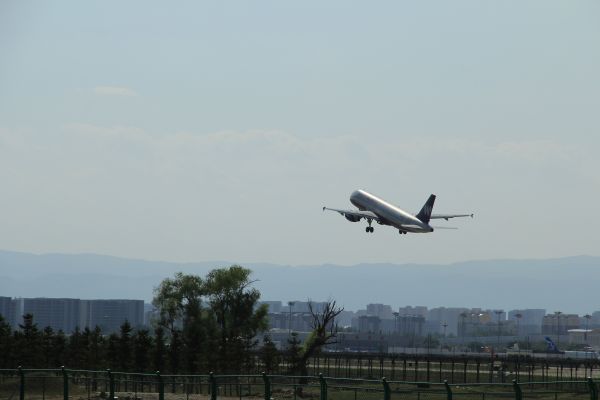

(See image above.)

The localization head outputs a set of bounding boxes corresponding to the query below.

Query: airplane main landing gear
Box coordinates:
[399,230,407,235]
[366,219,374,233]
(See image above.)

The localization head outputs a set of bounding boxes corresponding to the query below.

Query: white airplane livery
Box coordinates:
[323,190,473,235]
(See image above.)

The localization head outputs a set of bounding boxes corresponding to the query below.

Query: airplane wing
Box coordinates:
[430,213,474,221]
[322,207,382,222]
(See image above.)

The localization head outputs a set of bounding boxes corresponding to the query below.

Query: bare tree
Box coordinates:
[295,300,343,379]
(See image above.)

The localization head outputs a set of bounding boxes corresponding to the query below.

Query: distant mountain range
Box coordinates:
[0,250,598,313]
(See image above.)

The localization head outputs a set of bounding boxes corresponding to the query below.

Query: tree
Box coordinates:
[153,326,167,372]
[286,332,302,374]
[0,315,13,368]
[168,329,183,374]
[105,333,120,369]
[15,314,42,367]
[204,265,268,372]
[153,272,205,334]
[133,329,153,372]
[118,321,133,371]
[52,330,67,367]
[296,300,343,377]
[260,335,281,374]
[152,266,269,374]
[41,326,55,368]
[88,326,105,369]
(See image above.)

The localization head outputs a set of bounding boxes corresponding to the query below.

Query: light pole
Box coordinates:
[494,310,503,351]
[288,301,295,336]
[459,312,468,352]
[584,314,592,344]
[514,313,522,337]
[442,322,448,351]
[393,312,400,350]
[515,313,523,355]
[554,311,562,349]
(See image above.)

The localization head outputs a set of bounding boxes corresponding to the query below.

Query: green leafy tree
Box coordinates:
[153,266,268,374]
[204,265,268,372]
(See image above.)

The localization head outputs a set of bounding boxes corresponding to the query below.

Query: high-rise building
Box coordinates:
[427,307,469,336]
[542,313,580,335]
[21,298,82,333]
[398,306,428,318]
[0,296,14,327]
[508,309,546,335]
[82,299,144,333]
[366,304,394,320]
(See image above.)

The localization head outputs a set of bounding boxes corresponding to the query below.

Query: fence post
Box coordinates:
[444,380,452,400]
[382,377,391,400]
[318,373,327,400]
[156,371,164,400]
[62,366,69,400]
[210,372,217,400]
[588,377,598,400]
[18,366,24,400]
[512,380,523,400]
[107,369,115,400]
[262,372,271,400]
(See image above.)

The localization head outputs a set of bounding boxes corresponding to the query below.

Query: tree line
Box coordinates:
[0,265,342,375]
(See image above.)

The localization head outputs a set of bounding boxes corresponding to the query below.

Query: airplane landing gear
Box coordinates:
[399,230,407,235]
[366,219,374,233]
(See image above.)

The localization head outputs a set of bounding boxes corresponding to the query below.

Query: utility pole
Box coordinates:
[584,314,592,344]
[288,301,295,336]
[515,313,523,355]
[494,310,504,351]
[554,311,562,349]
[442,322,448,351]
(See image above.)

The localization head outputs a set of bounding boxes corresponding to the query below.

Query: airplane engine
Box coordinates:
[344,214,361,222]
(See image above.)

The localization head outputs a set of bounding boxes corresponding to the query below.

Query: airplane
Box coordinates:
[323,189,473,235]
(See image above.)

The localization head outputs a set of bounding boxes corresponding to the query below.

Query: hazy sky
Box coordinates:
[1,1,599,265]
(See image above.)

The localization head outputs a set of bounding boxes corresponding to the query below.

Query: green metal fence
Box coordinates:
[0,367,597,400]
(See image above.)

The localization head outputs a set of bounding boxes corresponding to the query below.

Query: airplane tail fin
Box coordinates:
[545,336,559,353]
[416,194,436,224]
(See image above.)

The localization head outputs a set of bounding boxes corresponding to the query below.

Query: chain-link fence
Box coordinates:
[0,368,597,400]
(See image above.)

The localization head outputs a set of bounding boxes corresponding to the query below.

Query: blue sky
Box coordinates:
[0,1,599,265]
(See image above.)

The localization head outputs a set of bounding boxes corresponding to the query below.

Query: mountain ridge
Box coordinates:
[1,250,598,313]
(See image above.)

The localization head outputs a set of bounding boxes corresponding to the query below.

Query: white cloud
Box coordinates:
[92,86,138,97]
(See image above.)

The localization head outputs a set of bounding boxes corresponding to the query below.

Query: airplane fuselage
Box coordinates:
[350,190,433,233]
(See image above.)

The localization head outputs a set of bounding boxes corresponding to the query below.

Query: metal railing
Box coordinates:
[0,367,597,400]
